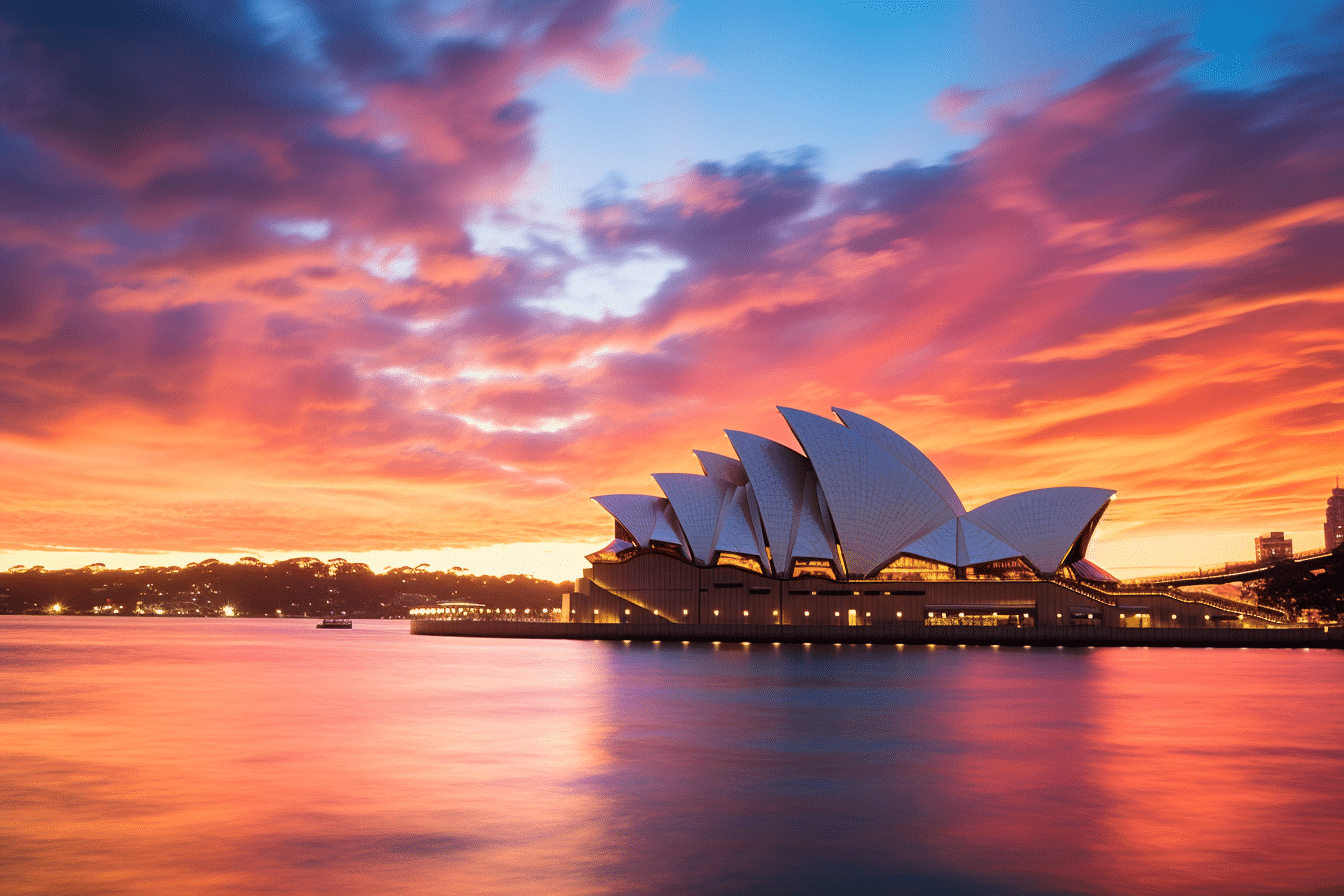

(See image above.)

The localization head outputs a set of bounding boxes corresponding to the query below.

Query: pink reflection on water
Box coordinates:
[1,618,616,896]
[4,622,1343,896]
[922,646,1344,895]
[1087,648,1344,895]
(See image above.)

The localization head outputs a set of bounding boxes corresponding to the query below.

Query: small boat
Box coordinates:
[316,618,353,629]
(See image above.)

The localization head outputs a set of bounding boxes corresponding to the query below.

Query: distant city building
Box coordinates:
[1326,478,1344,551]
[1255,531,1293,563]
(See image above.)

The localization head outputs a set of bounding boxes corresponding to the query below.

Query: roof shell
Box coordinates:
[724,430,812,574]
[651,473,735,564]
[832,407,965,515]
[715,486,765,560]
[590,494,667,549]
[694,450,749,486]
[779,407,957,577]
[965,487,1114,573]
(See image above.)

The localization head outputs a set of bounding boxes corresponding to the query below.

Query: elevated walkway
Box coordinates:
[1128,546,1340,587]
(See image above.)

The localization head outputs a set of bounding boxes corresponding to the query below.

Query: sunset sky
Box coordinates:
[2,0,1342,582]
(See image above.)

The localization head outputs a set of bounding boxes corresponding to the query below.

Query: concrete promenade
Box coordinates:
[411,619,1344,648]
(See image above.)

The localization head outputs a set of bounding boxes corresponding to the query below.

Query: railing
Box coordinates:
[1129,546,1336,585]
[1055,576,1292,626]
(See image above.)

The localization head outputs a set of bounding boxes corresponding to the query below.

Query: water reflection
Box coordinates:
[2,620,1341,896]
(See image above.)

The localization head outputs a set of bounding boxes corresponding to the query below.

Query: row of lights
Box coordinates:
[595,606,1248,625]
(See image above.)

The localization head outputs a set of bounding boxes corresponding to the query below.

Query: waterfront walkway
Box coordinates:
[411,619,1344,648]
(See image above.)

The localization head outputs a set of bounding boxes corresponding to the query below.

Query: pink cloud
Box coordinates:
[1,14,1342,575]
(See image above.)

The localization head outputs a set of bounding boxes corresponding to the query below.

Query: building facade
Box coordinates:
[1327,480,1344,551]
[571,406,1274,629]
[1255,531,1294,563]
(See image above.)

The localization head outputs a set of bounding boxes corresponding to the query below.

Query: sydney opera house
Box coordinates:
[565,407,1269,629]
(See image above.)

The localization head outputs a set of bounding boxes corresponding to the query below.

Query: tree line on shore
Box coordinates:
[0,557,568,618]
[1250,551,1344,621]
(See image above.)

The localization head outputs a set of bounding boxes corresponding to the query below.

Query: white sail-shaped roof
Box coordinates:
[650,503,685,550]
[652,473,735,564]
[741,483,772,564]
[965,487,1114,573]
[693,450,749,486]
[832,407,965,515]
[714,486,763,560]
[780,407,958,577]
[590,494,667,548]
[901,517,959,566]
[959,517,1022,566]
[793,471,839,565]
[724,430,812,574]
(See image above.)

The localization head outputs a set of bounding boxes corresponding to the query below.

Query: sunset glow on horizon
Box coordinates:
[2,1,1342,582]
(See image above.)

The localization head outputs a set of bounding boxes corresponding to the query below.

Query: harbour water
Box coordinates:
[3,617,1342,895]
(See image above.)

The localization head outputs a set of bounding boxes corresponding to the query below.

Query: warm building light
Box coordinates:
[682,609,688,615]
[743,610,749,616]
[804,611,810,617]
[897,612,902,618]
[714,609,720,616]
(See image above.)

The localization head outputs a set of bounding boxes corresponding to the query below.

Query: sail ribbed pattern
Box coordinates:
[958,517,1022,566]
[793,472,839,565]
[724,430,813,574]
[694,450,749,486]
[650,504,685,549]
[715,486,763,559]
[652,473,735,564]
[901,517,959,566]
[590,494,666,548]
[965,487,1114,574]
[832,408,965,515]
[779,407,958,577]
[741,484,771,563]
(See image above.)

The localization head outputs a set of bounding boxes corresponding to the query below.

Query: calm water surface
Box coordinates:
[2,617,1342,896]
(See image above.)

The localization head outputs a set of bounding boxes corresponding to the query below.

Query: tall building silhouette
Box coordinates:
[1327,477,1344,551]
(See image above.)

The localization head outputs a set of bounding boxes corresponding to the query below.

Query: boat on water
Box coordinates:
[316,618,353,629]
